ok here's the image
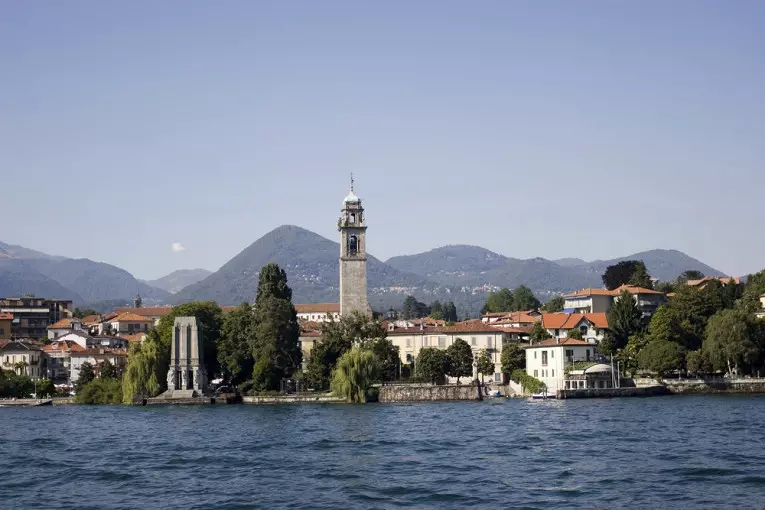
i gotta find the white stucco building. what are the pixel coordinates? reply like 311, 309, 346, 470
757, 294, 765, 320
541, 313, 608, 343
564, 285, 666, 319
295, 303, 341, 323
524, 338, 612, 394
0, 341, 44, 379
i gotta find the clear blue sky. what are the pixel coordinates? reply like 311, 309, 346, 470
2, 1, 763, 280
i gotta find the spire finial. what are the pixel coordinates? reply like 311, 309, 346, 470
350, 172, 355, 193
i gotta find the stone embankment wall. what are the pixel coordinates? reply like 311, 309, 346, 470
557, 386, 669, 399
661, 378, 765, 394
242, 394, 345, 404
378, 384, 481, 402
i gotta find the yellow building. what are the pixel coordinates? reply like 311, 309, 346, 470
0, 313, 12, 340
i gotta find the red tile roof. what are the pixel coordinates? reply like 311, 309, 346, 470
121, 333, 148, 343
48, 318, 73, 329
541, 313, 609, 330
566, 285, 664, 298
387, 320, 506, 335
110, 312, 155, 323
81, 314, 101, 324
115, 307, 173, 317
295, 303, 340, 314
685, 276, 741, 287
524, 338, 593, 348
612, 284, 664, 295
0, 312, 13, 320
565, 288, 615, 297
44, 340, 87, 353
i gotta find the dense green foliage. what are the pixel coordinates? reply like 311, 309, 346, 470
541, 296, 564, 313
330, 347, 378, 403
416, 347, 448, 384
567, 328, 584, 340
685, 349, 713, 376
638, 340, 685, 377
482, 286, 541, 314
122, 331, 163, 403
703, 309, 764, 375
77, 362, 96, 390
475, 349, 495, 382
607, 289, 644, 350
73, 308, 98, 319
445, 338, 473, 383
510, 369, 545, 393
678, 270, 705, 283
217, 303, 256, 384
0, 369, 35, 398
305, 311, 394, 389
602, 260, 651, 290
401, 295, 430, 319
75, 378, 123, 404
35, 378, 56, 398
429, 301, 444, 320
442, 301, 458, 322
500, 343, 525, 375
529, 322, 552, 343
100, 360, 118, 380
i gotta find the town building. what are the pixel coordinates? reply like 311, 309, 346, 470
338, 178, 371, 316
0, 297, 73, 339
114, 307, 173, 326
105, 312, 156, 336
43, 339, 127, 384
298, 321, 322, 370
295, 303, 340, 322
0, 312, 12, 340
563, 285, 665, 319
541, 313, 609, 343
386, 320, 514, 383
0, 341, 44, 379
524, 338, 613, 394
757, 294, 765, 320
685, 276, 741, 288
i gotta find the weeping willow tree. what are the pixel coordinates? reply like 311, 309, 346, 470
330, 347, 378, 403
122, 333, 164, 403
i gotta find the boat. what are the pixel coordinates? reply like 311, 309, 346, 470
528, 392, 556, 401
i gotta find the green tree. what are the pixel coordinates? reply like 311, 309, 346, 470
100, 360, 118, 380
740, 269, 765, 313
445, 338, 473, 383
0, 371, 34, 398
638, 340, 685, 377
330, 347, 378, 403
77, 362, 96, 390
541, 296, 564, 313
401, 296, 429, 319
416, 347, 448, 384
73, 308, 98, 319
685, 349, 713, 376
607, 289, 644, 350
476, 349, 495, 383
75, 378, 123, 404
627, 262, 653, 289
304, 311, 388, 389
703, 309, 764, 376
255, 263, 293, 303
429, 301, 444, 320
512, 285, 541, 311
678, 270, 705, 283
649, 284, 723, 350
654, 281, 675, 294
602, 260, 649, 290
156, 301, 224, 383
483, 288, 515, 314
529, 321, 552, 343
251, 296, 301, 390
567, 328, 584, 340
617, 332, 650, 376
122, 331, 162, 403
35, 378, 55, 398
500, 343, 525, 375
443, 301, 458, 323
217, 303, 256, 384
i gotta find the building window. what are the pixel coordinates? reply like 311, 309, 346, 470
534, 351, 537, 359
423, 337, 429, 347
580, 325, 587, 335
533, 370, 538, 377
438, 337, 446, 348
551, 350, 554, 358
471, 337, 477, 346
541, 351, 548, 366
406, 338, 412, 348
406, 354, 412, 363
554, 329, 559, 336
487, 337, 493, 349
551, 370, 554, 377
494, 373, 501, 382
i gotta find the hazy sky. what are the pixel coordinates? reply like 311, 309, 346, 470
2, 1, 763, 280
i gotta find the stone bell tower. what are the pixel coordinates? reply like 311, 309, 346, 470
339, 175, 371, 316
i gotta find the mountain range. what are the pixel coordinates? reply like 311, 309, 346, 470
1, 228, 727, 316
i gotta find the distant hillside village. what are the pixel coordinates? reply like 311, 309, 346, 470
2, 181, 765, 401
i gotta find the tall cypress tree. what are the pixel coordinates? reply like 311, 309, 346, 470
607, 290, 643, 350
251, 264, 301, 390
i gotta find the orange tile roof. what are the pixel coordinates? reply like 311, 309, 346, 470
524, 338, 592, 348
685, 276, 741, 287
612, 284, 664, 295
44, 340, 87, 353
295, 303, 340, 314
111, 312, 156, 323
481, 312, 509, 318
387, 320, 506, 335
566, 285, 664, 298
81, 314, 101, 324
541, 313, 609, 330
122, 333, 148, 343
0, 312, 13, 320
115, 307, 173, 317
48, 318, 73, 329
565, 288, 615, 298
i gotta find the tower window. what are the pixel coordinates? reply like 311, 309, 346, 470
349, 213, 356, 224
349, 235, 358, 256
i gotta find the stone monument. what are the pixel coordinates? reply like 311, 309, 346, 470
163, 316, 208, 398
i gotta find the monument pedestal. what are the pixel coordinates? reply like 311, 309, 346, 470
160, 316, 209, 400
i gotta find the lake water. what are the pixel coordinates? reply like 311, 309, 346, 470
1, 396, 764, 509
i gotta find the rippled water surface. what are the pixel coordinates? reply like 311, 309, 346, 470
2, 396, 765, 509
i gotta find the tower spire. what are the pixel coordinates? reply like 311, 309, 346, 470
350, 172, 355, 193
